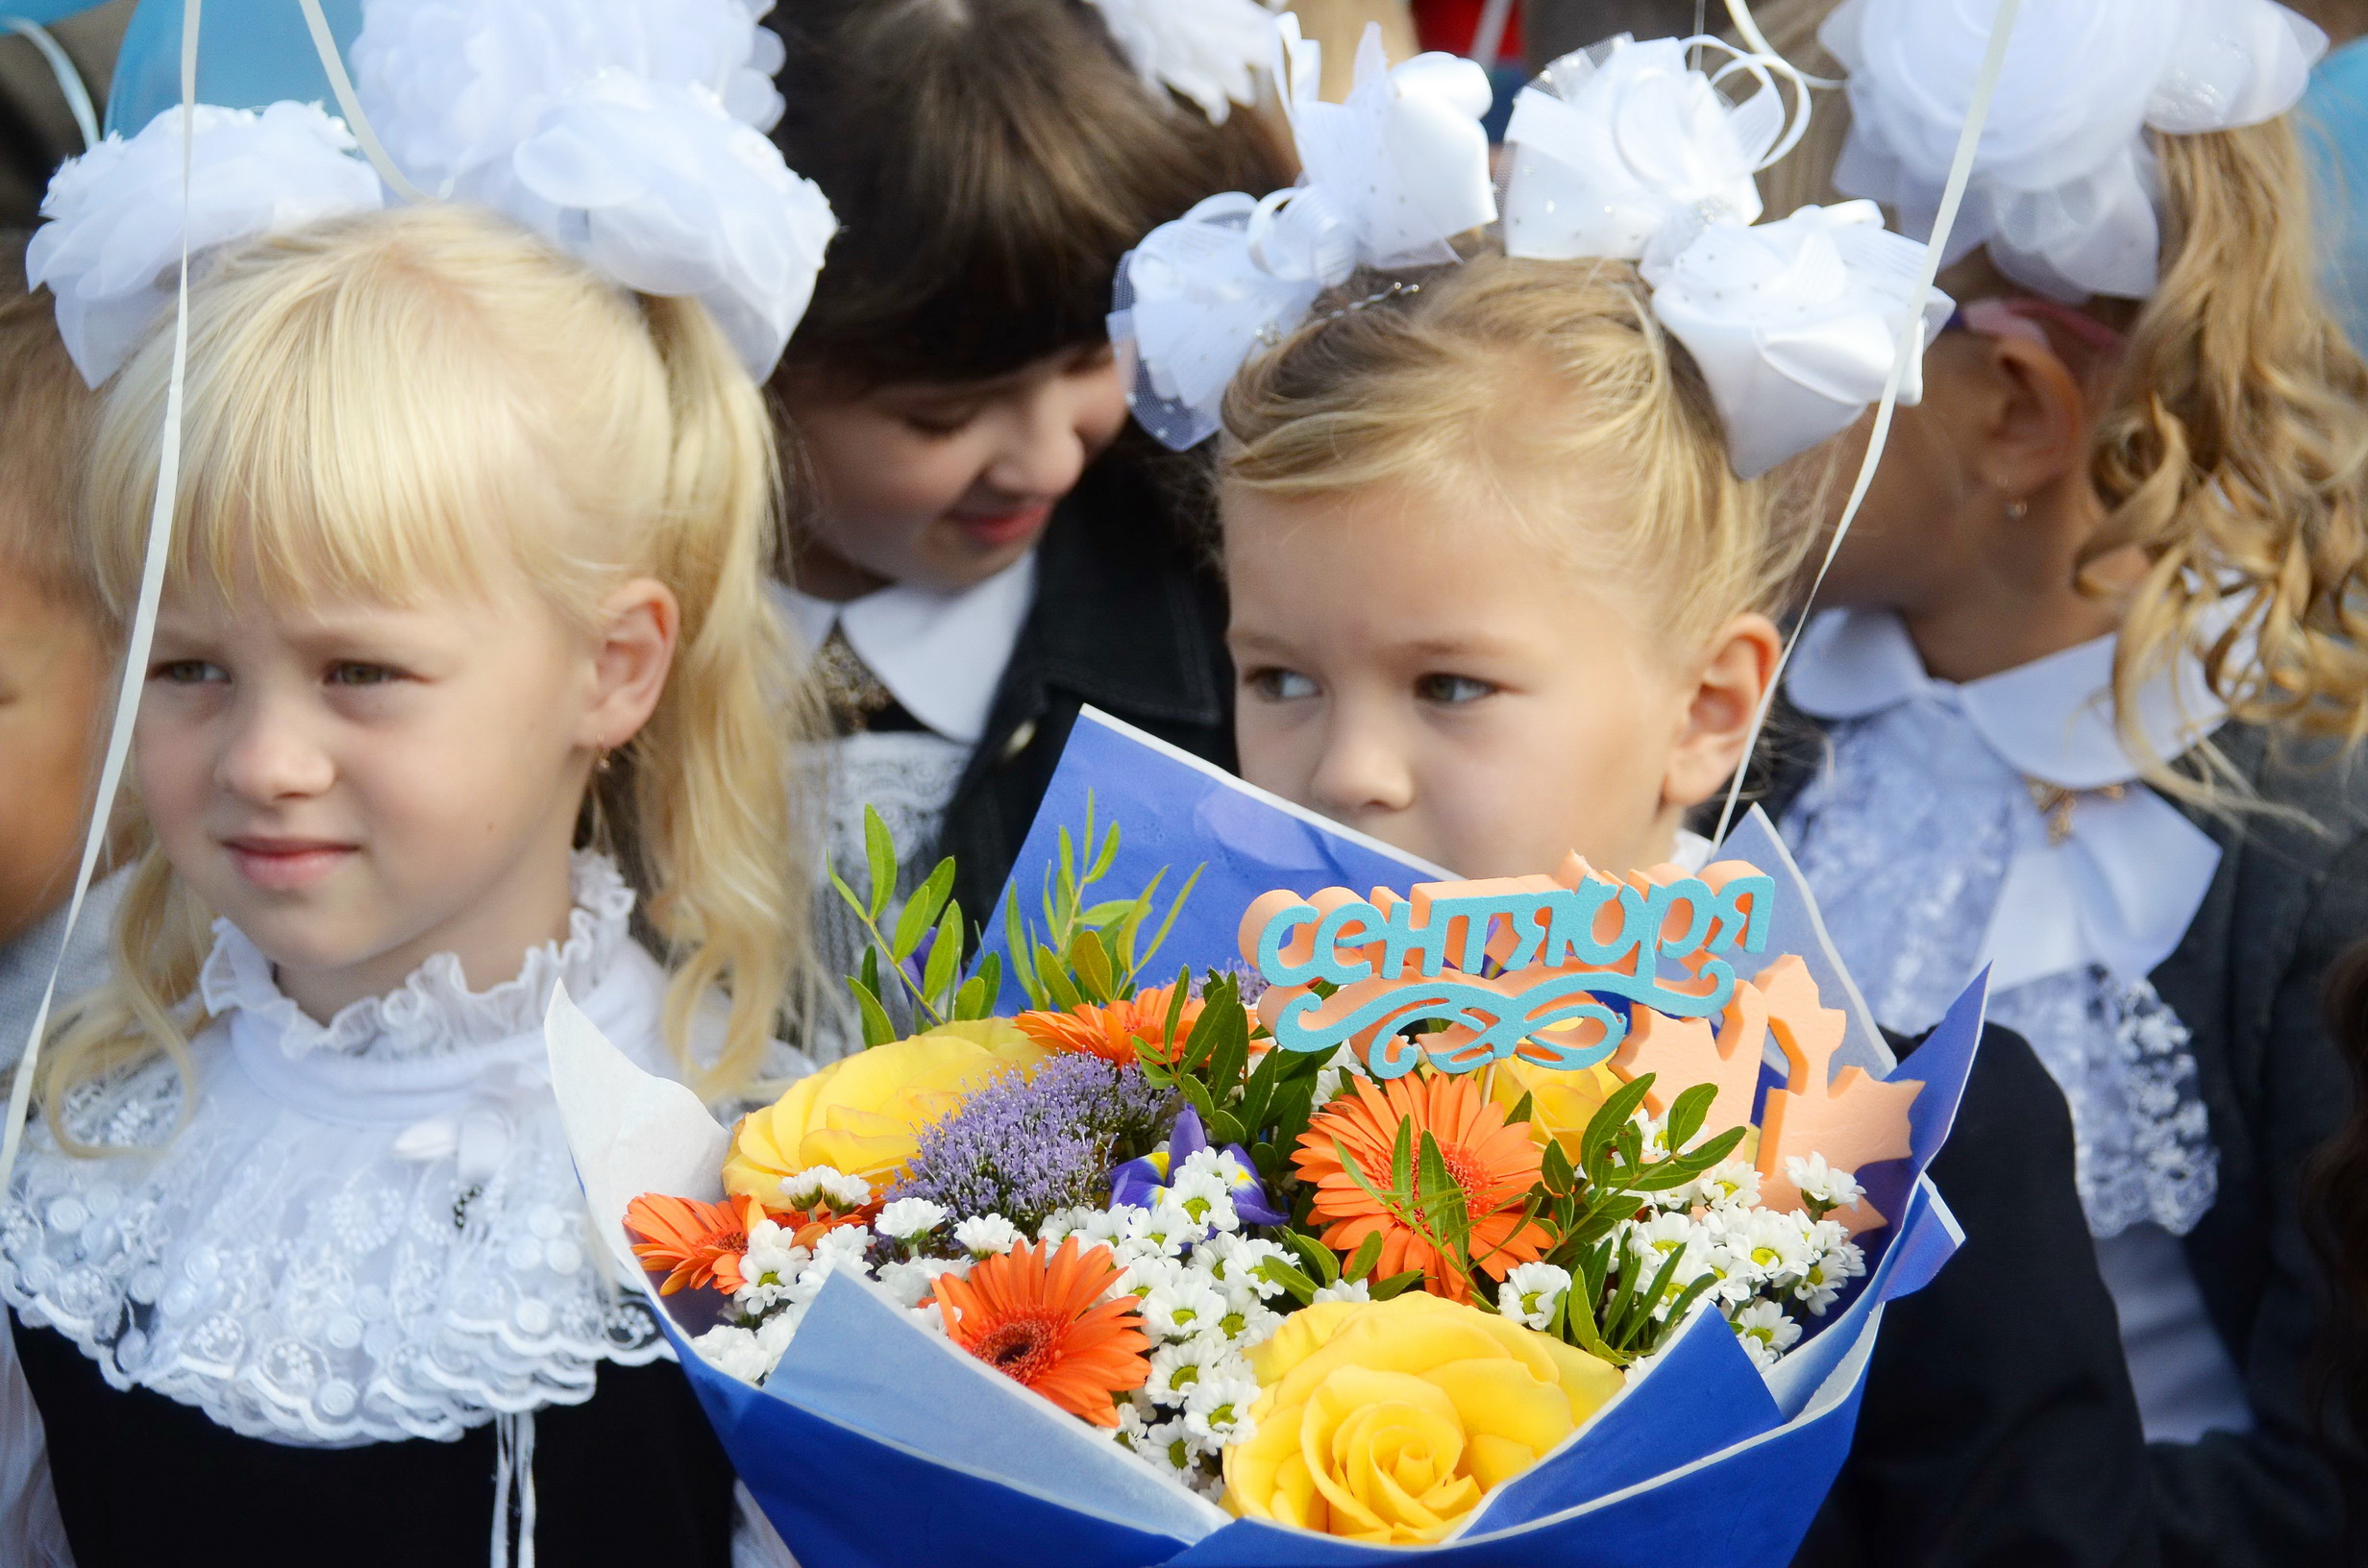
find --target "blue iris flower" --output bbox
[1109,1106,1287,1225]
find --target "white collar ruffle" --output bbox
[772,550,1038,746]
[1787,607,2226,989]
[0,853,680,1446]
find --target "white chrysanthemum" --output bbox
[1034,1207,1103,1247]
[1728,1208,1816,1286]
[1496,1261,1573,1331]
[1627,1211,1706,1272]
[1085,0,1275,123]
[1691,1158,1764,1212]
[874,1258,943,1310]
[1112,1251,1184,1303]
[690,1322,771,1383]
[875,1197,949,1244]
[1182,1370,1261,1443]
[777,1164,852,1209]
[1196,1233,1279,1295]
[27,101,384,386]
[351,0,786,199]
[1729,1298,1802,1370]
[952,1213,1024,1258]
[1121,1203,1191,1260]
[1791,1222,1868,1315]
[1147,1335,1227,1407]
[1133,1414,1201,1478]
[1311,1278,1371,1305]
[1143,1278,1227,1340]
[786,1224,875,1306]
[1785,1153,1866,1214]
[732,1220,810,1314]
[1215,1298,1283,1348]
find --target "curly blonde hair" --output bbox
[46,204,821,1147]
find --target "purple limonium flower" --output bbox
[1109,1106,1287,1226]
[1190,962,1269,1008]
[889,1053,1172,1231]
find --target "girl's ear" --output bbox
[1662,613,1783,811]
[580,578,680,753]
[1967,332,2092,501]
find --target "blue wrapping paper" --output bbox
[565,708,1987,1565]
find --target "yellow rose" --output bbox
[1490,1057,1623,1160]
[1225,1293,1622,1544]
[723,1020,1044,1200]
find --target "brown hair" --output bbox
[0,231,102,618]
[1218,251,1826,657]
[765,0,1296,388]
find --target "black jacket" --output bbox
[1768,718,2368,1568]
[938,444,1235,926]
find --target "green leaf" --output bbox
[976,951,1001,1004]
[859,945,881,1005]
[1135,863,1203,974]
[828,869,870,922]
[863,806,897,921]
[888,870,944,962]
[951,973,988,1021]
[1580,1073,1655,1186]
[1161,974,1190,1058]
[1069,928,1116,1004]
[1343,1231,1384,1284]
[1205,1108,1246,1148]
[1389,1115,1417,1196]
[847,977,897,1049]
[1417,1131,1469,1249]
[1088,820,1122,884]
[1178,1075,1220,1128]
[1036,943,1083,1012]
[922,900,963,1005]
[1259,1258,1320,1307]
[1506,1090,1536,1129]
[1665,1082,1714,1154]
[1540,1138,1575,1196]
[1268,1079,1315,1150]
[1369,1269,1426,1302]
[1002,888,1043,1009]
[1283,1231,1340,1286]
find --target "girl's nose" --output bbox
[216,694,336,803]
[1307,712,1417,821]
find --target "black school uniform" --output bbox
[1764,699,2368,1567]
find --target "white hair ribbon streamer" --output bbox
[1713,0,2026,842]
[0,14,100,149]
[0,0,202,1200]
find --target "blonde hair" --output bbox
[47,204,820,1144]
[2091,121,2368,784]
[1218,251,1824,657]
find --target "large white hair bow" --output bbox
[1503,37,1948,478]
[351,0,832,378]
[1821,0,2327,301]
[1087,0,1280,124]
[26,101,386,386]
[1110,15,1495,450]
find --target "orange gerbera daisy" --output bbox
[1014,985,1205,1066]
[934,1237,1151,1425]
[624,1193,758,1296]
[1292,1072,1550,1303]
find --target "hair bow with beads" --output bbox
[1502,35,1950,478]
[1109,12,1497,451]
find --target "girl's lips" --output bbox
[223,839,358,893]
[950,501,1052,550]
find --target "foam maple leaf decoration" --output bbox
[1750,956,1919,1235]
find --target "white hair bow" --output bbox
[351,0,833,378]
[1110,14,1496,451]
[1503,36,1948,478]
[27,102,387,387]
[1086,0,1281,123]
[1821,0,2327,301]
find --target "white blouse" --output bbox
[1780,607,2252,1440]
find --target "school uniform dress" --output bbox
[0,855,768,1568]
[1772,606,2368,1567]
[782,444,1234,1059]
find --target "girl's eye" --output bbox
[150,658,226,685]
[325,662,403,687]
[901,407,977,439]
[1415,674,1495,706]
[1246,667,1319,702]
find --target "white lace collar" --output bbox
[197,852,638,1062]
[771,551,1038,746]
[1787,607,2230,789]
[0,853,680,1446]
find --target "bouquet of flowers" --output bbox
[550,711,1984,1566]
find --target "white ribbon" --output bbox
[1821,0,2327,301]
[1111,13,1495,450]
[1501,36,1947,478]
[24,100,385,387]
[1084,0,1278,123]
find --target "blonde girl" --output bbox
[0,6,833,1560]
[1735,2,2368,1563]
[1123,24,2166,1566]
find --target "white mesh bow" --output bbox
[351,0,833,377]
[1502,36,1947,478]
[26,101,387,387]
[1110,14,1496,451]
[1086,0,1280,123]
[1821,0,2327,301]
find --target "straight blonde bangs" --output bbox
[84,205,678,630]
